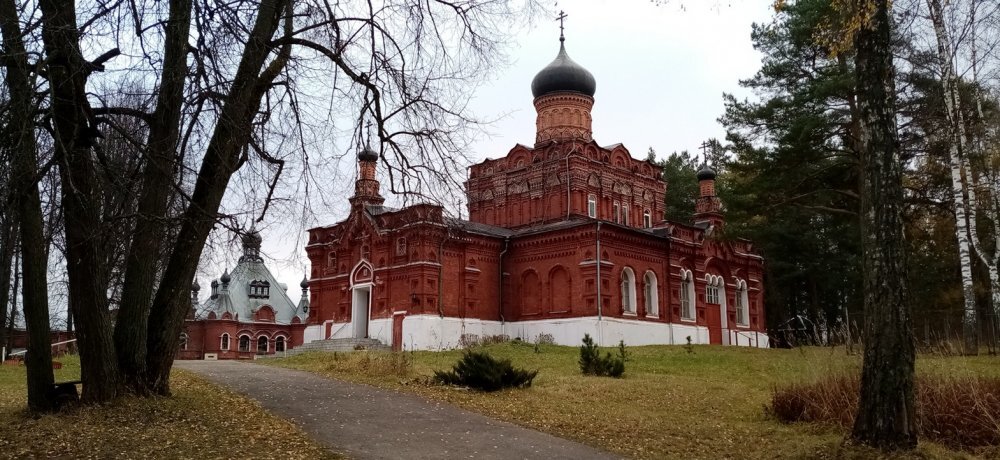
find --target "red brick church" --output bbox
[302,34,768,350]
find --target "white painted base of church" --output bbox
[303,315,769,350]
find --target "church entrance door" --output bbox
[352,286,371,338]
[706,305,722,345]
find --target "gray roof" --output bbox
[198,255,306,325]
[445,218,515,238]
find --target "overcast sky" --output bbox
[215,0,777,306]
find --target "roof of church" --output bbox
[197,240,306,325]
[531,40,596,98]
[444,218,515,237]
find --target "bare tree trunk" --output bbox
[37,0,122,403]
[114,0,193,394]
[1,0,57,411]
[850,0,918,450]
[927,0,979,355]
[0,216,16,351]
[143,0,291,394]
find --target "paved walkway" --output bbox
[175,360,617,460]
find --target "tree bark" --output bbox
[38,0,122,402]
[114,0,193,394]
[1,0,57,411]
[143,0,291,394]
[850,0,918,450]
[927,0,978,355]
[0,215,16,351]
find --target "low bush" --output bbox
[579,334,625,378]
[771,374,1000,450]
[433,350,538,391]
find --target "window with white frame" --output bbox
[623,204,630,226]
[257,336,268,354]
[613,201,620,223]
[275,336,286,352]
[644,271,658,317]
[735,279,750,326]
[680,270,695,320]
[221,333,230,351]
[643,210,652,228]
[179,333,189,350]
[238,335,251,352]
[705,274,723,304]
[621,268,636,314]
[587,194,597,218]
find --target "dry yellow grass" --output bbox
[0,357,338,459]
[269,343,993,459]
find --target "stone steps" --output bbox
[273,337,390,358]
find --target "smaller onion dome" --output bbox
[242,230,262,248]
[192,279,201,292]
[300,276,310,289]
[220,269,231,284]
[358,145,378,162]
[696,164,717,181]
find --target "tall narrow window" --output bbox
[587,194,597,218]
[736,279,749,326]
[621,268,636,314]
[179,333,189,351]
[238,335,250,352]
[623,205,630,226]
[680,270,694,320]
[643,210,652,228]
[327,252,337,273]
[644,271,658,317]
[396,237,407,256]
[221,333,230,351]
[613,201,620,223]
[361,245,370,260]
[275,336,286,352]
[706,275,721,304]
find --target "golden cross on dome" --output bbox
[557,10,568,42]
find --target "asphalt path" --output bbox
[175,360,617,460]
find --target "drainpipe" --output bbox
[596,221,602,321]
[499,237,509,324]
[437,227,450,318]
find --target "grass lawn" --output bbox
[268,343,998,459]
[0,356,338,459]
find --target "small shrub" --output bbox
[459,333,480,348]
[482,334,510,346]
[579,334,625,378]
[684,336,695,354]
[535,333,555,345]
[433,350,538,392]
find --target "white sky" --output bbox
[226,0,777,306]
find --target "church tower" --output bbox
[349,145,384,207]
[694,164,724,228]
[530,19,596,146]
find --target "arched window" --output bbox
[327,251,337,272]
[521,270,541,315]
[275,336,286,353]
[248,280,271,299]
[622,204,630,226]
[644,271,658,317]
[680,270,695,321]
[643,210,652,228]
[396,237,407,256]
[735,279,750,326]
[621,268,636,314]
[257,336,269,354]
[705,274,723,304]
[238,335,251,352]
[179,333,189,351]
[220,333,230,351]
[549,266,571,312]
[613,201,620,223]
[587,194,597,218]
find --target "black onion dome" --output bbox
[192,279,201,292]
[242,230,262,248]
[300,276,309,289]
[531,42,596,98]
[358,146,378,162]
[696,164,717,181]
[220,269,231,284]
